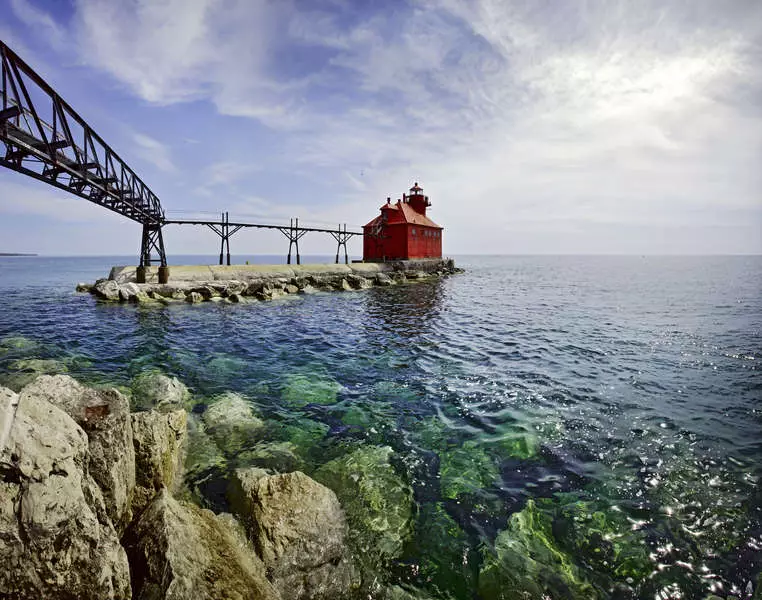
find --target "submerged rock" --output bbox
[131,409,187,516]
[235,440,303,472]
[0,386,131,599]
[20,375,136,533]
[0,335,42,355]
[479,499,596,600]
[281,372,342,408]
[439,440,500,501]
[124,488,279,600]
[229,470,358,599]
[130,371,192,412]
[202,392,265,455]
[410,503,474,598]
[8,357,68,375]
[314,445,414,566]
[550,494,651,584]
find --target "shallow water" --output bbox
[1,254,760,599]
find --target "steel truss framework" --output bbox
[165,216,364,265]
[0,40,167,266]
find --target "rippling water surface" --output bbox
[1,255,760,599]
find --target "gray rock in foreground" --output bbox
[20,374,136,533]
[131,409,187,517]
[0,386,131,599]
[124,488,280,600]
[229,469,359,599]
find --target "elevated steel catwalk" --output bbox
[0,40,167,267]
[165,215,363,265]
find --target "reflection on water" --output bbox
[0,255,761,599]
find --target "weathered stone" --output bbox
[76,282,93,292]
[228,293,243,303]
[20,375,136,532]
[203,392,264,455]
[93,278,120,300]
[119,282,140,301]
[131,409,187,516]
[375,272,393,286]
[130,371,192,412]
[229,469,358,599]
[191,285,218,300]
[186,291,204,303]
[182,415,228,507]
[284,284,299,294]
[124,488,279,600]
[224,280,247,296]
[0,387,131,599]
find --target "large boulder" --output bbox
[0,387,131,599]
[229,470,358,599]
[131,409,187,516]
[20,375,136,533]
[314,446,414,567]
[130,371,192,412]
[124,488,280,600]
[202,392,265,455]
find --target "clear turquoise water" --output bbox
[1,254,760,599]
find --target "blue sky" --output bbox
[0,0,760,256]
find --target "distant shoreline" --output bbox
[0,253,37,257]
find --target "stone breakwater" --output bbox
[0,372,421,600]
[80,259,461,304]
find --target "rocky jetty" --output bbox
[83,259,461,304]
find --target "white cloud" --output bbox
[132,133,176,173]
[9,0,66,50]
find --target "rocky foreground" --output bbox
[81,259,461,304]
[0,373,423,600]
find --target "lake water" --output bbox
[0,254,760,599]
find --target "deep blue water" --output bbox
[0,255,760,599]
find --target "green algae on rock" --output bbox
[281,371,342,407]
[408,503,475,599]
[439,440,500,501]
[314,445,414,565]
[549,494,652,584]
[479,499,596,600]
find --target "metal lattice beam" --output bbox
[0,40,164,227]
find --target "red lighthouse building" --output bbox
[363,183,443,261]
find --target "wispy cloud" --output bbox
[132,133,176,173]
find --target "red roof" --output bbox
[364,200,441,229]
